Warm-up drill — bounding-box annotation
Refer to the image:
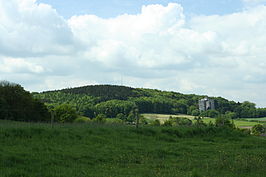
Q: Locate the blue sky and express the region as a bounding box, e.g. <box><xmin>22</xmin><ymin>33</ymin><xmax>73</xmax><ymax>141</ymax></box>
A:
<box><xmin>38</xmin><ymin>0</ymin><xmax>244</xmax><ymax>18</ymax></box>
<box><xmin>1</xmin><ymin>0</ymin><xmax>266</xmax><ymax>107</ymax></box>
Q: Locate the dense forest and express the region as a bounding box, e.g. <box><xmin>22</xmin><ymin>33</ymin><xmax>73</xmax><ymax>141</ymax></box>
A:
<box><xmin>34</xmin><ymin>84</ymin><xmax>266</xmax><ymax>119</ymax></box>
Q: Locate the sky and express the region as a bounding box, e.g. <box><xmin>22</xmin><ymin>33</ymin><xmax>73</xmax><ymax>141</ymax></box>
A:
<box><xmin>1</xmin><ymin>0</ymin><xmax>266</xmax><ymax>107</ymax></box>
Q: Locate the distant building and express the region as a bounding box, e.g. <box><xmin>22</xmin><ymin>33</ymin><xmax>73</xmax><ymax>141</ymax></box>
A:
<box><xmin>199</xmin><ymin>97</ymin><xmax>215</xmax><ymax>111</ymax></box>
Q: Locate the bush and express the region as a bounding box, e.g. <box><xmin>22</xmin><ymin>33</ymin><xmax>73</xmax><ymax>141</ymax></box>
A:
<box><xmin>200</xmin><ymin>110</ymin><xmax>219</xmax><ymax>118</ymax></box>
<box><xmin>215</xmin><ymin>115</ymin><xmax>235</xmax><ymax>128</ymax></box>
<box><xmin>139</xmin><ymin>117</ymin><xmax>148</xmax><ymax>125</ymax></box>
<box><xmin>106</xmin><ymin>118</ymin><xmax>123</xmax><ymax>124</ymax></box>
<box><xmin>93</xmin><ymin>113</ymin><xmax>107</xmax><ymax>123</ymax></box>
<box><xmin>53</xmin><ymin>104</ymin><xmax>78</xmax><ymax>123</ymax></box>
<box><xmin>191</xmin><ymin>110</ymin><xmax>200</xmax><ymax>116</ymax></box>
<box><xmin>251</xmin><ymin>124</ymin><xmax>265</xmax><ymax>135</ymax></box>
<box><xmin>194</xmin><ymin>117</ymin><xmax>207</xmax><ymax>127</ymax></box>
<box><xmin>150</xmin><ymin>119</ymin><xmax>161</xmax><ymax>126</ymax></box>
<box><xmin>225</xmin><ymin>111</ymin><xmax>237</xmax><ymax>119</ymax></box>
<box><xmin>74</xmin><ymin>117</ymin><xmax>91</xmax><ymax>123</ymax></box>
<box><xmin>116</xmin><ymin>113</ymin><xmax>126</xmax><ymax>120</ymax></box>
<box><xmin>163</xmin><ymin>120</ymin><xmax>172</xmax><ymax>126</ymax></box>
<box><xmin>169</xmin><ymin>117</ymin><xmax>192</xmax><ymax>126</ymax></box>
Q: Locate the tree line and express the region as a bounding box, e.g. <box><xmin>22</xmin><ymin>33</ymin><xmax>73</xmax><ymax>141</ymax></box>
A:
<box><xmin>1</xmin><ymin>81</ymin><xmax>266</xmax><ymax>123</ymax></box>
<box><xmin>0</xmin><ymin>81</ymin><xmax>50</xmax><ymax>122</ymax></box>
<box><xmin>34</xmin><ymin>84</ymin><xmax>266</xmax><ymax>120</ymax></box>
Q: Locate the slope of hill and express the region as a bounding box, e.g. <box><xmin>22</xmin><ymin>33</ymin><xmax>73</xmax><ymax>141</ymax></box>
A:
<box><xmin>34</xmin><ymin>85</ymin><xmax>266</xmax><ymax>119</ymax></box>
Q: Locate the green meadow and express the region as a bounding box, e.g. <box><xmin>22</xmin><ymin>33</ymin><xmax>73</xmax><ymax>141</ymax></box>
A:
<box><xmin>0</xmin><ymin>120</ymin><xmax>266</xmax><ymax>177</ymax></box>
<box><xmin>244</xmin><ymin>117</ymin><xmax>266</xmax><ymax>122</ymax></box>
<box><xmin>142</xmin><ymin>113</ymin><xmax>266</xmax><ymax>128</ymax></box>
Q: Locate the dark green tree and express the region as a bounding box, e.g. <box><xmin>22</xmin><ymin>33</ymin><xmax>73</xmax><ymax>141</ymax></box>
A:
<box><xmin>0</xmin><ymin>81</ymin><xmax>50</xmax><ymax>122</ymax></box>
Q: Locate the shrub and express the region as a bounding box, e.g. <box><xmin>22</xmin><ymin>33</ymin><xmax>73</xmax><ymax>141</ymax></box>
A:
<box><xmin>225</xmin><ymin>111</ymin><xmax>237</xmax><ymax>119</ymax></box>
<box><xmin>139</xmin><ymin>116</ymin><xmax>149</xmax><ymax>125</ymax></box>
<box><xmin>191</xmin><ymin>109</ymin><xmax>200</xmax><ymax>116</ymax></box>
<box><xmin>106</xmin><ymin>118</ymin><xmax>123</xmax><ymax>124</ymax></box>
<box><xmin>169</xmin><ymin>117</ymin><xmax>192</xmax><ymax>126</ymax></box>
<box><xmin>200</xmin><ymin>110</ymin><xmax>219</xmax><ymax>118</ymax></box>
<box><xmin>163</xmin><ymin>120</ymin><xmax>172</xmax><ymax>126</ymax></box>
<box><xmin>74</xmin><ymin>117</ymin><xmax>91</xmax><ymax>123</ymax></box>
<box><xmin>251</xmin><ymin>124</ymin><xmax>265</xmax><ymax>135</ymax></box>
<box><xmin>194</xmin><ymin>117</ymin><xmax>207</xmax><ymax>127</ymax></box>
<box><xmin>150</xmin><ymin>119</ymin><xmax>161</xmax><ymax>126</ymax></box>
<box><xmin>53</xmin><ymin>104</ymin><xmax>78</xmax><ymax>123</ymax></box>
<box><xmin>116</xmin><ymin>113</ymin><xmax>126</xmax><ymax>120</ymax></box>
<box><xmin>215</xmin><ymin>115</ymin><xmax>235</xmax><ymax>128</ymax></box>
<box><xmin>93</xmin><ymin>113</ymin><xmax>107</xmax><ymax>123</ymax></box>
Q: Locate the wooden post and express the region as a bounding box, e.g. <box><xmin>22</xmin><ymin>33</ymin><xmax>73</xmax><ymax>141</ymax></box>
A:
<box><xmin>135</xmin><ymin>108</ymin><xmax>139</xmax><ymax>128</ymax></box>
<box><xmin>51</xmin><ymin>110</ymin><xmax>54</xmax><ymax>127</ymax></box>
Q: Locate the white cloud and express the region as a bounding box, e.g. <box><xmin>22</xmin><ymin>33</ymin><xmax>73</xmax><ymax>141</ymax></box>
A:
<box><xmin>242</xmin><ymin>0</ymin><xmax>266</xmax><ymax>7</ymax></box>
<box><xmin>1</xmin><ymin>1</ymin><xmax>266</xmax><ymax>107</ymax></box>
<box><xmin>0</xmin><ymin>57</ymin><xmax>44</xmax><ymax>73</ymax></box>
<box><xmin>0</xmin><ymin>0</ymin><xmax>76</xmax><ymax>57</ymax></box>
<box><xmin>243</xmin><ymin>0</ymin><xmax>266</xmax><ymax>3</ymax></box>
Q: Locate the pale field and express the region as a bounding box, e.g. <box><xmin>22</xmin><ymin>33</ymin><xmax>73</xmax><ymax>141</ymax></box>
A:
<box><xmin>142</xmin><ymin>113</ymin><xmax>265</xmax><ymax>128</ymax></box>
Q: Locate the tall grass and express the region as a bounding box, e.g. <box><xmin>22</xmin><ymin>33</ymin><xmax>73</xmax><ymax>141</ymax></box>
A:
<box><xmin>0</xmin><ymin>120</ymin><xmax>266</xmax><ymax>177</ymax></box>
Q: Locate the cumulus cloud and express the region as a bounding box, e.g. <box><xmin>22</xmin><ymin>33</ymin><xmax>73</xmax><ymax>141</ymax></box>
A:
<box><xmin>0</xmin><ymin>57</ymin><xmax>44</xmax><ymax>73</ymax></box>
<box><xmin>0</xmin><ymin>0</ymin><xmax>76</xmax><ymax>57</ymax></box>
<box><xmin>1</xmin><ymin>1</ymin><xmax>266</xmax><ymax>106</ymax></box>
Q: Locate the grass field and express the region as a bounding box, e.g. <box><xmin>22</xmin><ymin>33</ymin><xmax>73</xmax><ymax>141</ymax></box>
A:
<box><xmin>244</xmin><ymin>117</ymin><xmax>266</xmax><ymax>122</ymax></box>
<box><xmin>0</xmin><ymin>120</ymin><xmax>266</xmax><ymax>177</ymax></box>
<box><xmin>142</xmin><ymin>114</ymin><xmax>265</xmax><ymax>128</ymax></box>
<box><xmin>142</xmin><ymin>113</ymin><xmax>195</xmax><ymax>123</ymax></box>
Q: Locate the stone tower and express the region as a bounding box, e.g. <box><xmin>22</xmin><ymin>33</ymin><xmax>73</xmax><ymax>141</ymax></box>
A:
<box><xmin>199</xmin><ymin>97</ymin><xmax>215</xmax><ymax>111</ymax></box>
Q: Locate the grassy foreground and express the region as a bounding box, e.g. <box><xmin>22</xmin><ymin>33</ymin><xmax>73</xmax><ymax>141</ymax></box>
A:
<box><xmin>0</xmin><ymin>121</ymin><xmax>266</xmax><ymax>177</ymax></box>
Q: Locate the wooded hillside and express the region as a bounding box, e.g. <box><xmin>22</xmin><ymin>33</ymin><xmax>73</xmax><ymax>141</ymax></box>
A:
<box><xmin>34</xmin><ymin>85</ymin><xmax>266</xmax><ymax>119</ymax></box>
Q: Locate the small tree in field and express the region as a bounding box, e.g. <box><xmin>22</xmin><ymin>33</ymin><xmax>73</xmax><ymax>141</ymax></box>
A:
<box><xmin>215</xmin><ymin>115</ymin><xmax>235</xmax><ymax>128</ymax></box>
<box><xmin>251</xmin><ymin>124</ymin><xmax>265</xmax><ymax>135</ymax></box>
<box><xmin>53</xmin><ymin>104</ymin><xmax>78</xmax><ymax>123</ymax></box>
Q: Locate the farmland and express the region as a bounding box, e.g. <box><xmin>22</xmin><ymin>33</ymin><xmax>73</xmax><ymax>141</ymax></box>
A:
<box><xmin>142</xmin><ymin>113</ymin><xmax>266</xmax><ymax>128</ymax></box>
<box><xmin>243</xmin><ymin>117</ymin><xmax>266</xmax><ymax>122</ymax></box>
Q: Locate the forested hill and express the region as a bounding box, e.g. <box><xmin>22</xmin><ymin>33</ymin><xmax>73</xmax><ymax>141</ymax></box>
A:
<box><xmin>54</xmin><ymin>85</ymin><xmax>139</xmax><ymax>101</ymax></box>
<box><xmin>43</xmin><ymin>84</ymin><xmax>197</xmax><ymax>100</ymax></box>
<box><xmin>35</xmin><ymin>84</ymin><xmax>266</xmax><ymax>119</ymax></box>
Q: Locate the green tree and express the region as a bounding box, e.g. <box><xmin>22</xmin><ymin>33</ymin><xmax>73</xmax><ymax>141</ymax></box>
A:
<box><xmin>191</xmin><ymin>109</ymin><xmax>200</xmax><ymax>116</ymax></box>
<box><xmin>187</xmin><ymin>105</ymin><xmax>197</xmax><ymax>115</ymax></box>
<box><xmin>225</xmin><ymin>111</ymin><xmax>237</xmax><ymax>119</ymax></box>
<box><xmin>116</xmin><ymin>113</ymin><xmax>126</xmax><ymax>120</ymax></box>
<box><xmin>0</xmin><ymin>81</ymin><xmax>50</xmax><ymax>122</ymax></box>
<box><xmin>53</xmin><ymin>104</ymin><xmax>78</xmax><ymax>123</ymax></box>
<box><xmin>251</xmin><ymin>124</ymin><xmax>265</xmax><ymax>135</ymax></box>
<box><xmin>200</xmin><ymin>110</ymin><xmax>219</xmax><ymax>118</ymax></box>
<box><xmin>94</xmin><ymin>113</ymin><xmax>107</xmax><ymax>123</ymax></box>
<box><xmin>215</xmin><ymin>115</ymin><xmax>235</xmax><ymax>128</ymax></box>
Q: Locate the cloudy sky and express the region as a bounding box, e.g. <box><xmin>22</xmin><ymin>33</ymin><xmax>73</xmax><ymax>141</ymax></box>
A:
<box><xmin>1</xmin><ymin>0</ymin><xmax>266</xmax><ymax>107</ymax></box>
